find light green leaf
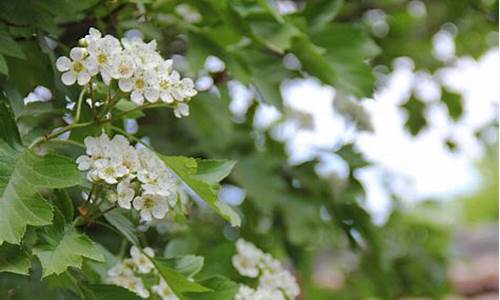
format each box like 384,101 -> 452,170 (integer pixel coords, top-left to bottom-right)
0,98 -> 81,245
0,141 -> 82,244
194,159 -> 236,185
33,225 -> 104,277
174,255 -> 204,278
162,156 -> 241,227
0,243 -> 31,275
186,276 -> 239,300
152,258 -> 211,299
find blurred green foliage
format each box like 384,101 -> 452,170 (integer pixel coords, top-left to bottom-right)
0,0 -> 498,299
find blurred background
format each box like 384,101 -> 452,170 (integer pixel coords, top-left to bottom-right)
0,0 -> 498,299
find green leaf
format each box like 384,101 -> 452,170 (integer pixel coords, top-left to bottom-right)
114,100 -> 144,119
104,208 -> 140,246
194,159 -> 236,185
162,156 -> 241,227
186,276 -> 239,300
0,54 -> 8,75
0,243 -> 31,275
0,97 -> 22,148
33,224 -> 104,277
303,0 -> 344,32
441,88 -> 463,121
152,258 -> 211,299
174,255 -> 204,278
53,189 -> 74,223
336,144 -> 369,169
401,96 -> 427,135
90,284 -> 142,300
292,24 -> 379,98
0,140 -> 82,244
0,29 -> 25,59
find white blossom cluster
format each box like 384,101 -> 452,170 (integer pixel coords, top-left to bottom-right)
232,239 -> 300,300
56,28 -> 197,117
108,246 -> 179,300
76,132 -> 178,222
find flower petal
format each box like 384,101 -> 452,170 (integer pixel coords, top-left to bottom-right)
61,71 -> 77,85
56,57 -> 71,71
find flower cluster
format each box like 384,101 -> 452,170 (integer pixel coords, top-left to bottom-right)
56,28 -> 197,117
108,246 -> 178,300
232,239 -> 300,300
76,132 -> 178,222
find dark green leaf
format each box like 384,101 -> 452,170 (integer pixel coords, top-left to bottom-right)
0,243 -> 31,275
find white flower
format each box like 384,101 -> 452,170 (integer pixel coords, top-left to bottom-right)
232,239 -> 264,278
234,285 -> 256,300
111,54 -> 136,79
76,155 -> 93,171
56,47 -> 97,85
119,69 -> 159,105
259,270 -> 300,299
133,193 -> 170,221
252,288 -> 286,300
122,38 -> 162,70
94,158 -> 128,184
81,27 -> 102,46
23,86 -> 52,105
130,246 -> 155,274
108,260 -> 149,298
152,278 -> 179,300
173,103 -> 190,118
87,34 -> 122,84
111,178 -> 135,209
84,132 -> 110,158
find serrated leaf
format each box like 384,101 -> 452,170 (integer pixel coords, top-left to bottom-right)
0,140 -> 82,244
33,225 -> 104,277
152,258 -> 211,299
0,243 -> 31,275
162,156 -> 241,227
90,284 -> 142,300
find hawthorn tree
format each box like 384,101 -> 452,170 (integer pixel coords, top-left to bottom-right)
0,0 -> 497,299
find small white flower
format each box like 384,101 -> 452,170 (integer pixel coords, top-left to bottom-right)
252,288 -> 286,300
111,178 -> 135,209
152,278 -> 179,300
56,47 -> 97,85
133,193 -> 170,221
23,85 -> 52,105
234,285 -> 256,300
130,246 -> 155,274
76,155 -> 93,171
94,158 -> 128,184
87,34 -> 122,84
111,54 -> 136,79
119,69 -> 159,105
173,103 -> 190,118
232,239 -> 264,278
259,270 -> 300,299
